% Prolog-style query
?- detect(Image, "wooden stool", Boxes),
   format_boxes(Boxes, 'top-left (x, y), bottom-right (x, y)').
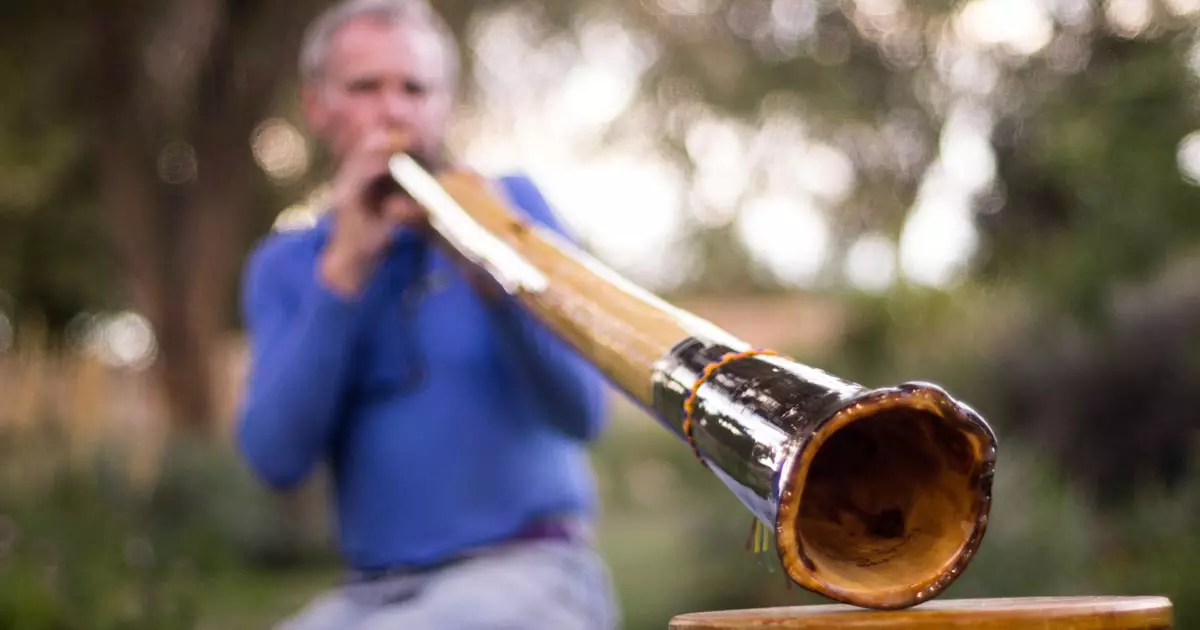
top-left (669, 596), bottom-right (1173, 629)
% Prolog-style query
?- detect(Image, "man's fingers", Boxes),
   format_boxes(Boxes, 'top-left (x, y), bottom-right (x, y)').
top-left (327, 128), bottom-right (417, 228)
top-left (361, 174), bottom-right (401, 215)
top-left (381, 196), bottom-right (427, 227)
top-left (342, 130), bottom-right (410, 191)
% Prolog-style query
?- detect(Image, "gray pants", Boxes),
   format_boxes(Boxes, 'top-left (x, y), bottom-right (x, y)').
top-left (276, 540), bottom-right (620, 630)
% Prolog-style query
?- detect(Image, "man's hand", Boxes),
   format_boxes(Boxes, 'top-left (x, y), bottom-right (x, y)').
top-left (318, 129), bottom-right (426, 297)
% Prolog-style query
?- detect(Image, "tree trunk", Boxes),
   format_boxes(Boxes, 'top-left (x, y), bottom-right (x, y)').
top-left (87, 0), bottom-right (327, 436)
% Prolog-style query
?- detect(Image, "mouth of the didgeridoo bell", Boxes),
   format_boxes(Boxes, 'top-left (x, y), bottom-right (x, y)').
top-left (774, 387), bottom-right (996, 610)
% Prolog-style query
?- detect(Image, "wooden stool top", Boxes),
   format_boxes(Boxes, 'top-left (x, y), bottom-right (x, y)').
top-left (669, 596), bottom-right (1173, 629)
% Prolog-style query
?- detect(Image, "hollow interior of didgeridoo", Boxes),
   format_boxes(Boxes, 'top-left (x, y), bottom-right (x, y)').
top-left (774, 390), bottom-right (994, 610)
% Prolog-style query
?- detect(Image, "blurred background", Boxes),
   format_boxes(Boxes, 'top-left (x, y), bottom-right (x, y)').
top-left (3, 0), bottom-right (1200, 627)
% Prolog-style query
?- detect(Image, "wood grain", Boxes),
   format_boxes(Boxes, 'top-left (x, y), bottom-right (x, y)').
top-left (436, 171), bottom-right (747, 405)
top-left (669, 596), bottom-right (1173, 629)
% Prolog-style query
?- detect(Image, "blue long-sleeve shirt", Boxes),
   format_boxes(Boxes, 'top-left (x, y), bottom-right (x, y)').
top-left (236, 173), bottom-right (610, 572)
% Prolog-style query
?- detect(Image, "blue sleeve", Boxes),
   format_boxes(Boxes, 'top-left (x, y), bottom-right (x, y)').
top-left (235, 235), bottom-right (364, 490)
top-left (487, 174), bottom-right (610, 441)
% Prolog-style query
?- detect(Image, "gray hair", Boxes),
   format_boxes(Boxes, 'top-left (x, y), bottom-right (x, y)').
top-left (299, 0), bottom-right (460, 89)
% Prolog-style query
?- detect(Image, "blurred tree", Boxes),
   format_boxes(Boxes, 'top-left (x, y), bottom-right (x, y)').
top-left (0, 1), bottom-right (352, 432)
top-left (972, 12), bottom-right (1200, 502)
top-left (979, 22), bottom-right (1200, 324)
top-left (558, 0), bottom-right (1200, 499)
top-left (3, 0), bottom-right (1200, 478)
top-left (0, 0), bottom-right (535, 433)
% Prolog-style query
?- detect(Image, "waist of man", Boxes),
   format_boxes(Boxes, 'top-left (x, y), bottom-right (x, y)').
top-left (346, 512), bottom-right (594, 583)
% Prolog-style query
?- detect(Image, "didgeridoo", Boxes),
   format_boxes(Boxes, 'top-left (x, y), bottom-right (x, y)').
top-left (387, 154), bottom-right (998, 611)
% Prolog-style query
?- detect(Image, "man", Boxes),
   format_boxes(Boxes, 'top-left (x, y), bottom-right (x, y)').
top-left (235, 0), bottom-right (619, 627)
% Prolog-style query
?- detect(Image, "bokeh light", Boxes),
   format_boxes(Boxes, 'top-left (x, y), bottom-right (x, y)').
top-left (845, 232), bottom-right (898, 293)
top-left (899, 178), bottom-right (979, 288)
top-left (102, 312), bottom-right (158, 370)
top-left (1164, 0), bottom-right (1200, 16)
top-left (796, 142), bottom-right (856, 205)
top-left (252, 118), bottom-right (310, 183)
top-left (955, 0), bottom-right (1054, 57)
top-left (531, 155), bottom-right (687, 287)
top-left (0, 291), bottom-right (13, 353)
top-left (686, 116), bottom-right (753, 225)
top-left (1189, 38), bottom-right (1200, 77)
top-left (736, 195), bottom-right (830, 286)
top-left (1104, 0), bottom-right (1154, 38)
top-left (0, 312), bottom-right (12, 354)
top-left (939, 104), bottom-right (996, 196)
top-left (156, 141), bottom-right (198, 185)
top-left (1177, 131), bottom-right (1200, 185)
top-left (68, 311), bottom-right (159, 371)
top-left (656, 0), bottom-right (714, 18)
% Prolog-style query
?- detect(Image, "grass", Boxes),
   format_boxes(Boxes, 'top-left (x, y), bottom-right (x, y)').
top-left (193, 567), bottom-right (339, 630)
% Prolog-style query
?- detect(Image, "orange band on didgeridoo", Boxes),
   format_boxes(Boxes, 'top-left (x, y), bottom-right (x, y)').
top-left (681, 349), bottom-right (779, 466)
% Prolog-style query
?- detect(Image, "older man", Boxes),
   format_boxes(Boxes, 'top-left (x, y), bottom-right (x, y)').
top-left (235, 1), bottom-right (619, 627)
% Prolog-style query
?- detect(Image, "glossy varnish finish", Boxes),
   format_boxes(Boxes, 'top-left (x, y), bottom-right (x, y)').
top-left (404, 167), bottom-right (999, 610)
top-left (651, 339), bottom-right (996, 609)
top-left (668, 596), bottom-right (1174, 629)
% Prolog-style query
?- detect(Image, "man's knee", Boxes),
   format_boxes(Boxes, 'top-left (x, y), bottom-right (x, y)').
top-left (358, 543), bottom-right (619, 630)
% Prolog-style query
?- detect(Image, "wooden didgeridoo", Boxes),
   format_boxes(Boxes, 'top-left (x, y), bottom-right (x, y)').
top-left (388, 155), bottom-right (999, 611)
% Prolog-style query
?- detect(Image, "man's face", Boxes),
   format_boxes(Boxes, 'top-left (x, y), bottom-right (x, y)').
top-left (303, 16), bottom-right (453, 165)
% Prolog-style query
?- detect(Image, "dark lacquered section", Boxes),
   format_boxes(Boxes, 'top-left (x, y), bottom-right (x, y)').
top-left (650, 335), bottom-right (864, 523)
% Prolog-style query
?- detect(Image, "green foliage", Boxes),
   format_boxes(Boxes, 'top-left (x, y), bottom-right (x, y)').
top-left (0, 425), bottom-right (332, 630)
top-left (982, 263), bottom-right (1200, 504)
top-left (1099, 457), bottom-right (1200, 630)
top-left (0, 440), bottom-right (201, 628)
top-left (981, 33), bottom-right (1200, 326)
top-left (937, 445), bottom-right (1100, 599)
